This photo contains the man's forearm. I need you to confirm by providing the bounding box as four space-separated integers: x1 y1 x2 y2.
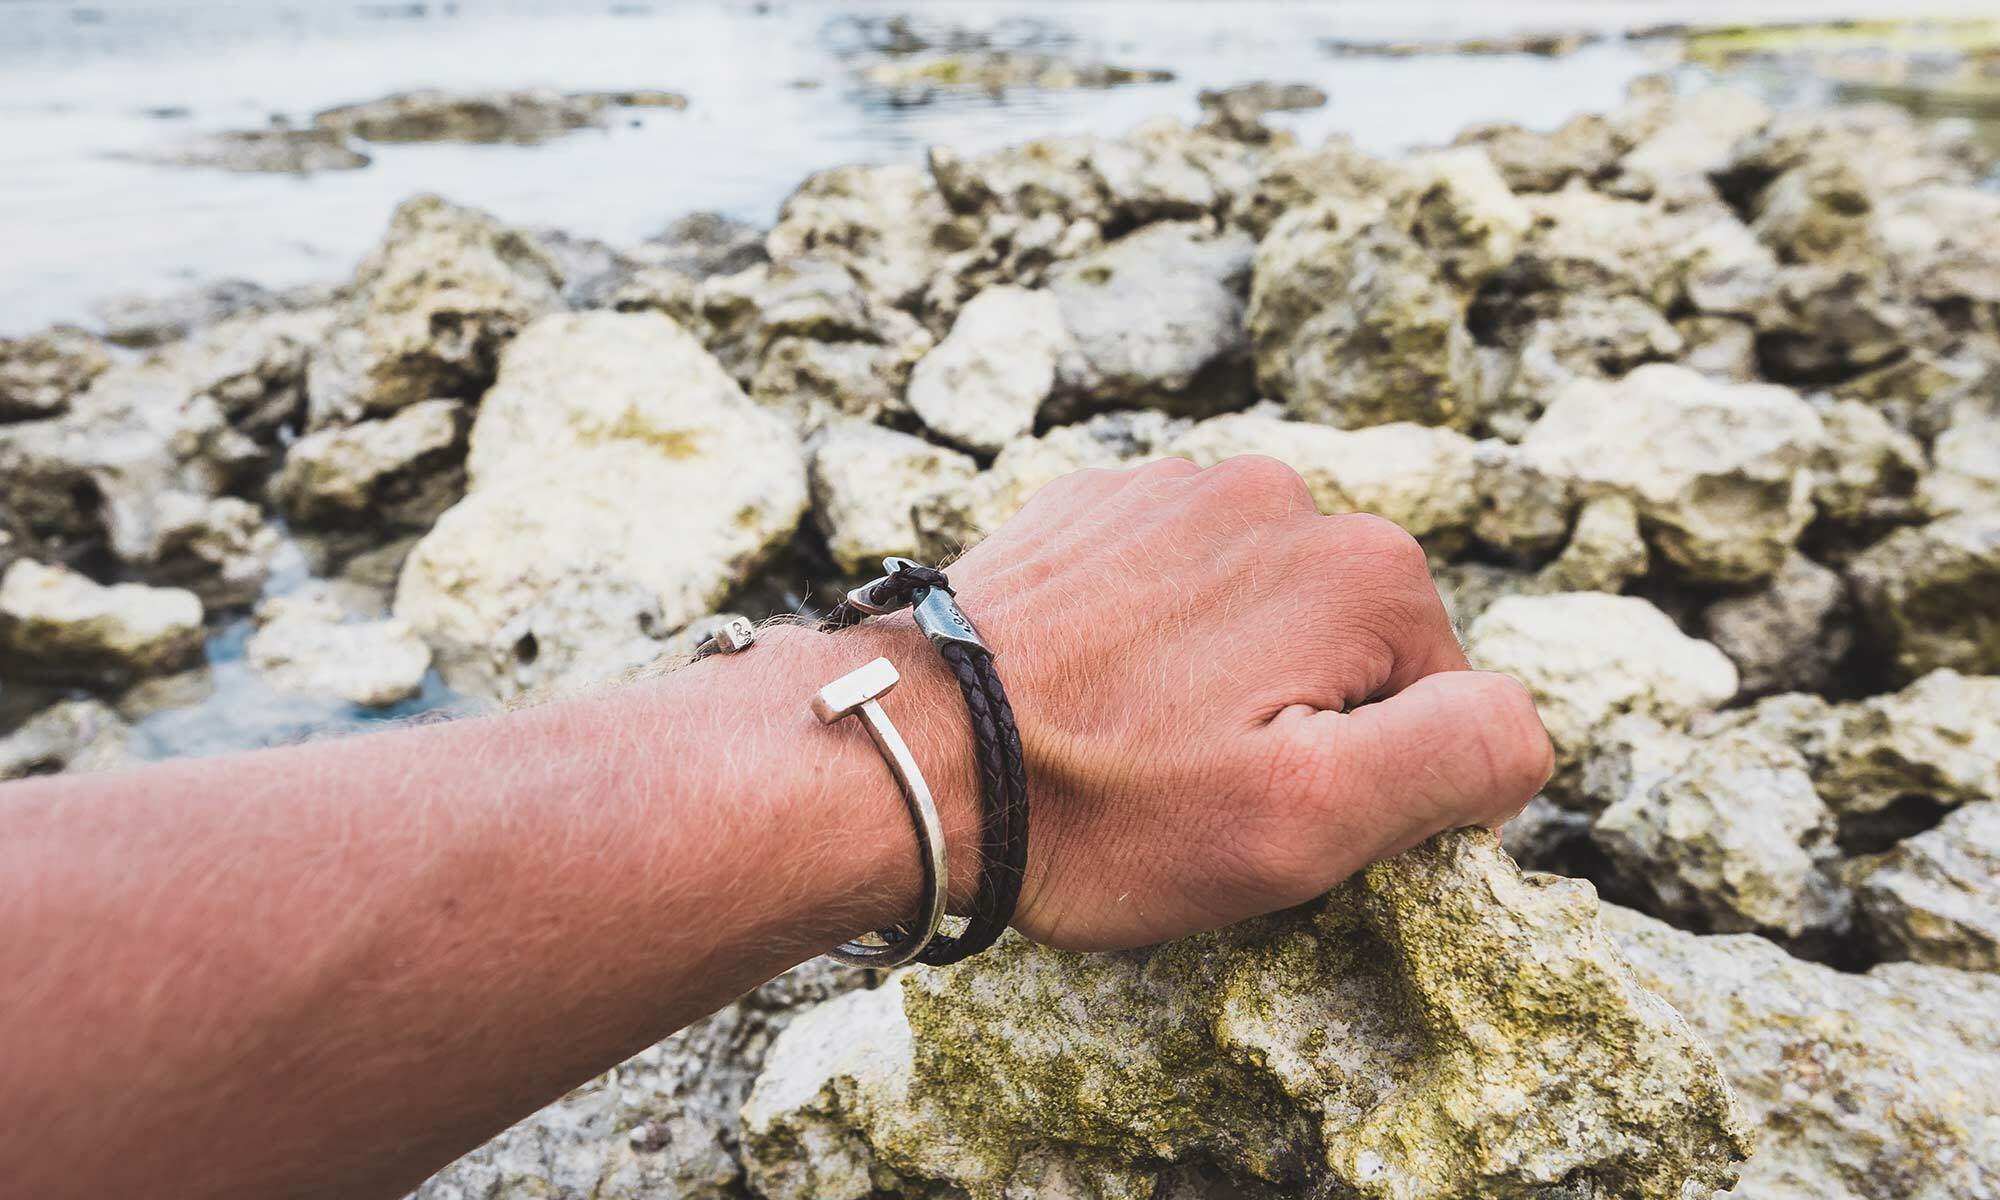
0 620 980 1199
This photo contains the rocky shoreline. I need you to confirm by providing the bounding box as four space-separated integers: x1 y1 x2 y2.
4 67 2000 1199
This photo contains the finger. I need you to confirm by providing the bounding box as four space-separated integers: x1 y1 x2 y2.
1275 670 1552 871
1316 514 1468 703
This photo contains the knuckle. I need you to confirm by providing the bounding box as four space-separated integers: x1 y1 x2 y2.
1128 455 1201 484
1202 454 1312 512
1333 513 1431 579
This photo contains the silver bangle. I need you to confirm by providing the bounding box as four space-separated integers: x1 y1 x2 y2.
811 656 950 968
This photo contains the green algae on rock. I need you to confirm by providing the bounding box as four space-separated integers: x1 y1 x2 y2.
741 830 1750 1199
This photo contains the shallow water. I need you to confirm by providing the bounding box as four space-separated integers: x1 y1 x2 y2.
3 0 1988 336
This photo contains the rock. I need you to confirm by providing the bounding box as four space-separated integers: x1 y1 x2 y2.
1847 803 2000 972
1323 29 1601 58
911 410 1187 559
1044 221 1254 418
861 52 1172 96
396 312 805 701
1167 413 1480 546
1701 553 1852 697
809 420 977 576
766 163 962 309
306 195 564 426
1592 724 1849 938
1235 134 1400 238
1536 494 1648 593
1510 364 1825 583
1921 400 2000 519
1497 792 1594 873
1507 190 1682 309
1849 513 2000 680
1880 183 2000 318
906 285 1069 452
245 589 431 708
123 127 370 174
531 229 638 309
149 494 281 608
1464 592 1737 802
91 279 286 349
928 123 1253 231
929 136 1107 225
1431 560 1549 635
1250 208 1476 431
1674 315 1758 379
0 699 138 780
0 327 111 421
1752 264 1923 383
1671 208 1781 317
419 960 861 1200
693 256 885 386
1610 86 1771 206
741 830 1749 1200
1807 396 1925 529
272 399 469 529
1195 80 1326 140
1391 146 1530 290
1477 292 1684 438
313 88 680 145
0 559 203 684
1815 670 2000 818
644 211 769 279
749 335 928 434
1607 904 2000 1199
1453 113 1624 194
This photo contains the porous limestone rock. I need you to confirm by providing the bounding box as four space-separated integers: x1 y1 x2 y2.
1592 724 1849 938
1536 494 1648 594
1235 134 1399 238
1453 112 1623 194
912 410 1186 559
1506 190 1683 309
1166 412 1479 545
810 419 978 575
1701 553 1851 697
1674 315 1758 380
1044 221 1254 417
693 256 903 386
0 698 138 780
1847 802 2000 973
149 493 281 608
1478 292 1684 439
749 334 929 434
272 399 469 529
741 830 1750 1200
1390 146 1530 290
124 127 371 174
1921 400 2000 519
1250 207 1477 431
396 312 805 701
1610 86 1771 206
906 285 1070 452
1510 364 1824 583
1464 592 1738 803
306 195 564 426
1808 397 1924 529
1607 904 2000 1199
0 327 111 421
313 87 682 146
1849 513 2000 680
1195 80 1326 141
0 559 203 684
928 123 1253 232
766 163 962 309
245 588 432 708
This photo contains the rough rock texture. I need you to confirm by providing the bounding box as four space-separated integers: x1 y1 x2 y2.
313 87 680 146
1593 724 1849 938
1608 905 2000 1199
0 559 203 684
1701 553 1852 697
1816 671 2000 817
306 195 564 426
1808 397 1925 530
246 589 432 708
0 327 111 421
272 399 469 529
1922 401 2000 519
741 831 1749 1200
1044 220 1255 418
766 163 961 309
906 285 1069 452
1849 513 2000 680
1537 494 1649 594
396 312 805 700
1391 146 1531 290
0 698 139 780
1167 412 1479 545
810 419 977 576
1845 802 2000 973
125 127 372 174
1465 592 1738 803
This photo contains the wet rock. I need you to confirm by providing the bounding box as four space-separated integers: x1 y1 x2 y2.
1323 29 1601 58
1701 553 1852 697
272 398 469 529
0 559 203 685
0 698 139 781
123 127 370 174
306 195 564 426
1508 364 1825 584
861 52 1172 96
0 327 111 422
912 410 1187 559
1251 208 1476 431
245 588 430 708
396 312 805 701
1464 592 1737 803
1847 802 2000 973
1167 413 1479 546
313 88 682 145
1045 221 1254 418
1195 81 1326 141
741 830 1749 1200
1592 724 1849 938
767 163 963 309
809 420 977 576
1849 513 2000 680
906 285 1069 452
1607 904 2000 1199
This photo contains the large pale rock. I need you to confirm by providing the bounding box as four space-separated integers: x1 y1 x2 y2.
1848 803 2000 973
1236 134 1400 237
1044 221 1254 417
1608 905 2000 1199
306 195 563 426
810 420 977 575
0 559 203 683
246 589 431 708
1611 86 1771 205
1391 146 1530 289
929 123 1255 231
1701 553 1852 697
271 399 468 528
1512 364 1824 583
1479 292 1684 438
1464 592 1738 802
0 698 138 780
750 332 930 434
1536 494 1649 593
1808 397 1924 529
1849 513 2000 680
0 327 111 421
766 163 961 309
1250 207 1477 430
1921 400 2000 519
1508 190 1683 309
1167 412 1479 544
396 312 805 700
742 831 1750 1200
906 285 1069 452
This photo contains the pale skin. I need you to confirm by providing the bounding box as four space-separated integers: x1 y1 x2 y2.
0 455 1553 1199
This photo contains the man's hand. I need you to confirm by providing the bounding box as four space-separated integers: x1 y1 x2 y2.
933 456 1552 950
